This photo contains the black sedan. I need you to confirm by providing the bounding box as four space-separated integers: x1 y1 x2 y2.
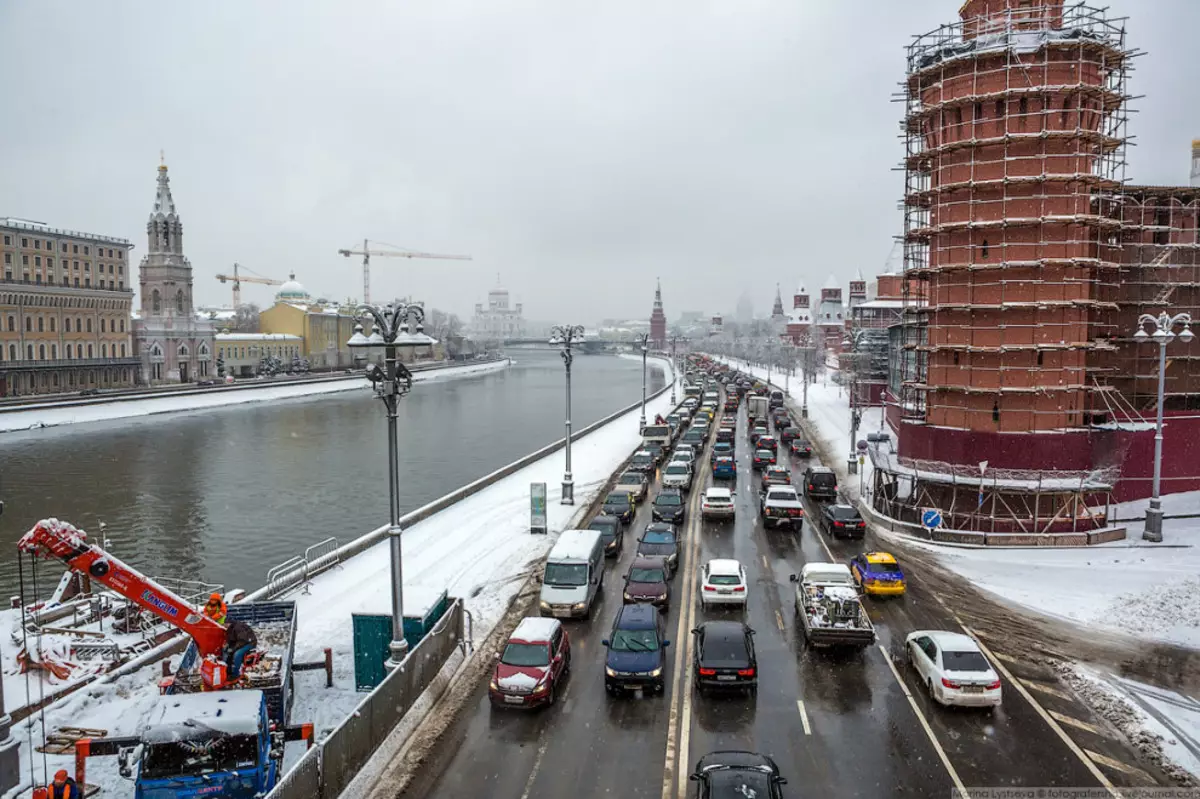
689 751 787 798
780 426 801 444
602 492 636 524
652 489 686 525
822 503 867 539
636 526 679 576
628 450 657 474
589 515 623 557
692 620 757 696
790 439 813 457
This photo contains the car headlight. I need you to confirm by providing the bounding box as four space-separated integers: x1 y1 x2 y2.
539 600 551 610
657 593 668 601
489 678 499 690
605 666 618 677
572 602 587 611
645 667 662 678
532 680 549 694
623 592 633 601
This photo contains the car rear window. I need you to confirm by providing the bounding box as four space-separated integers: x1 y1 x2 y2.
811 473 837 486
708 574 741 586
942 650 990 672
829 506 861 520
709 772 771 794
701 632 749 661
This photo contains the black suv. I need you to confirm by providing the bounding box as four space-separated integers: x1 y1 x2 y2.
692 621 757 696
822 503 866 539
652 489 686 525
803 466 838 502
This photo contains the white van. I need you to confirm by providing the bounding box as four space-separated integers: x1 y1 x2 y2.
539 530 605 619
642 424 672 450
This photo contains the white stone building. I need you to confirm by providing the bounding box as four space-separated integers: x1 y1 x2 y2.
470 281 525 341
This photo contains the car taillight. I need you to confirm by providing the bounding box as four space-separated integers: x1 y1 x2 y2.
986 679 1002 690
941 678 961 689
737 668 755 677
733 586 745 592
808 484 815 490
703 585 716 592
699 668 716 676
833 521 845 527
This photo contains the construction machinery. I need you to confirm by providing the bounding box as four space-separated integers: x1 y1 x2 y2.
337 238 471 306
215 263 285 309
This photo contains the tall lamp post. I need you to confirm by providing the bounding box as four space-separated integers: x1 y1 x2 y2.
1133 311 1194 542
634 333 650 431
551 325 586 505
347 300 428 667
844 330 865 476
668 335 686 404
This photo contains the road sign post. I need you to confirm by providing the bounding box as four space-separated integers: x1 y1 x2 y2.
921 508 942 532
530 482 548 534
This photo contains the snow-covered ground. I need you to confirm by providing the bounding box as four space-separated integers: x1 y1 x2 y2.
0 358 510 433
0 360 671 798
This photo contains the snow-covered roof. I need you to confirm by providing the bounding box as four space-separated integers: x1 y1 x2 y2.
215 333 302 341
801 562 853 583
854 299 903 310
511 617 560 643
869 446 1115 491
822 274 839 289
919 630 980 652
140 691 263 743
706 558 742 575
704 487 732 500
549 529 601 562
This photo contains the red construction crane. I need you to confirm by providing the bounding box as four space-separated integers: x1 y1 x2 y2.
17 519 227 658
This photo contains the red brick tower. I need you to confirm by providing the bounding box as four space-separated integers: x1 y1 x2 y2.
649 278 667 349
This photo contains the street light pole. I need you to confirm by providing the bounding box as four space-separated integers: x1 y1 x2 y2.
635 333 650 431
347 300 426 668
1133 311 1194 542
551 325 586 505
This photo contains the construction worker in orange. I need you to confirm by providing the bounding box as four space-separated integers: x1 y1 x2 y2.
46 769 82 799
203 593 227 625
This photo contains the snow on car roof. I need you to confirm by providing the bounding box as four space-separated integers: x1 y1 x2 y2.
865 552 898 565
707 558 742 575
705 487 733 499
924 630 981 651
141 691 263 742
512 617 560 643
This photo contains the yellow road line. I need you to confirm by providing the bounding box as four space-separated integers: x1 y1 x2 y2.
964 627 1119 796
877 643 969 797
990 650 1020 664
1050 710 1114 739
1086 748 1154 781
1022 679 1075 702
775 609 785 633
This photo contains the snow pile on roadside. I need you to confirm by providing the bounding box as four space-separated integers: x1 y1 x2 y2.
0 358 510 433
1061 665 1200 785
1097 576 1200 645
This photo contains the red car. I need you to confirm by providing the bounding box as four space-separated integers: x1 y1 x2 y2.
489 617 571 709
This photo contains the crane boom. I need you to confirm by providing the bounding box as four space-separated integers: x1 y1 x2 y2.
215 263 285 309
18 519 227 657
337 238 472 305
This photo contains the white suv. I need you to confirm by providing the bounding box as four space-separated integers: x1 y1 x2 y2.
661 460 693 491
701 487 736 519
700 559 747 609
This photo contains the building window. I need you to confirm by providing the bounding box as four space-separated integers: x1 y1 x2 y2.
33 240 40 250
66 344 72 359
25 317 31 332
974 101 983 122
993 400 1000 423
47 258 53 269
2 235 8 245
21 238 28 247
51 344 57 359
1061 96 1070 127
37 317 43 332
120 318 125 332
27 345 34 360
8 344 15 361
76 316 82 331
72 244 77 254
83 246 89 256
101 344 107 358
74 277 79 287
6 316 12 332
100 318 106 333
118 250 123 260
60 243 66 252
981 239 989 259
3 253 9 264
176 290 184 313
86 318 92 333
49 317 55 332
1037 350 1044 366
84 278 90 288
118 265 123 276
73 260 79 271
152 289 161 313
21 255 28 266
120 343 126 357
87 344 94 358
34 256 41 267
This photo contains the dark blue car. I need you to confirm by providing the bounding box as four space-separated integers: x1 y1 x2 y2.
602 604 670 695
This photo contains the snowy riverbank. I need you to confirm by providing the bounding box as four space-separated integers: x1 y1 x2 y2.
0 358 510 433
0 357 671 798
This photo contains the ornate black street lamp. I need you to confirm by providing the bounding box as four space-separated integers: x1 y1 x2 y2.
550 325 586 505
633 333 650 431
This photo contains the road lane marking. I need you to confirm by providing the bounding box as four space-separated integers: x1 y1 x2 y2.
1022 679 1075 702
1085 748 1154 780
661 434 710 799
877 643 969 797
775 609 785 633
796 700 811 735
675 510 704 799
814 525 835 561
990 650 1020 665
518 738 549 799
1050 710 1114 739
963 626 1118 796
761 554 769 570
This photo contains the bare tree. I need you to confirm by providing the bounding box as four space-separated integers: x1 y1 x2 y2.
233 303 260 333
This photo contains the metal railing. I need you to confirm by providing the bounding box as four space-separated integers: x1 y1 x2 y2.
304 537 341 579
265 598 467 799
266 556 308 596
263 537 342 599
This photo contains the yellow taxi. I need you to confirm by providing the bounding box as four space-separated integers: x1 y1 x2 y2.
849 552 907 597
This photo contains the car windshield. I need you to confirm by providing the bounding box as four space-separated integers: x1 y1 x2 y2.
666 464 689 475
501 642 550 667
632 454 652 464
942 650 991 672
708 771 772 795
544 563 588 586
656 494 683 506
629 567 665 583
610 628 659 652
605 493 630 506
708 574 741 586
617 474 641 486
141 735 260 780
642 530 675 544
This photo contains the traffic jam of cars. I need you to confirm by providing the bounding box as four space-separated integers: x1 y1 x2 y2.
486 354 1002 792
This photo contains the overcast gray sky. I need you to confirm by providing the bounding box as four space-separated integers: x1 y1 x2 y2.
2 1 1196 324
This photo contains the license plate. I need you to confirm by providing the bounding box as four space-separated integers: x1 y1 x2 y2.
718 588 732 594
553 609 572 618
962 685 985 693
503 695 525 704
716 675 736 681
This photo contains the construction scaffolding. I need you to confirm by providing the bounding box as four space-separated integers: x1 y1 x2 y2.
898 1 1133 434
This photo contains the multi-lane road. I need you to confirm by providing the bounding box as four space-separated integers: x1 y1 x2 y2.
405 382 1169 797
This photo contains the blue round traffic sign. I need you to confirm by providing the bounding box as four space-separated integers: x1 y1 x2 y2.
921 508 942 530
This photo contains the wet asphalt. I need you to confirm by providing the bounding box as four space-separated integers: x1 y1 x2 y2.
404 385 1149 798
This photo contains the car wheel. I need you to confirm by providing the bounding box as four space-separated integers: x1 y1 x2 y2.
927 678 939 704
748 686 757 698
548 682 557 706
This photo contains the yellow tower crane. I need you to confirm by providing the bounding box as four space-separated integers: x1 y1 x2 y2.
215 263 284 309
337 239 472 306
